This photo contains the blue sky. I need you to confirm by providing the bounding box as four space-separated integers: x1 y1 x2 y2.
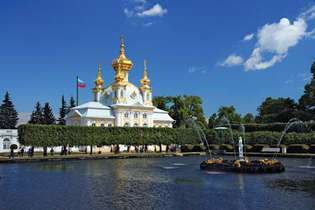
0 0 315 117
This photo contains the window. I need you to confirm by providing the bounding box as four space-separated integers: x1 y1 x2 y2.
134 113 138 118
124 113 129 118
91 123 96 127
143 123 148 127
108 124 112 127
143 113 147 119
134 123 138 127
124 123 129 127
120 90 124 98
100 124 105 127
3 138 10 150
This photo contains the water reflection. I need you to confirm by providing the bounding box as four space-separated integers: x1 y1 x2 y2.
268 178 315 196
0 157 315 210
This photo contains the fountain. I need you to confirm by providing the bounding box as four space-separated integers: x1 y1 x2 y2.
199 116 285 173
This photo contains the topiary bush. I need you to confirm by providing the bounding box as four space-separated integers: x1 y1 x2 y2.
287 144 310 153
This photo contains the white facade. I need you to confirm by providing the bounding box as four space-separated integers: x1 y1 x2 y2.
0 129 19 153
66 39 174 128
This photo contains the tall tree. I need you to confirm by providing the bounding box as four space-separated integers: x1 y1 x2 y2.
299 61 315 119
169 95 206 128
58 95 67 125
153 96 172 112
0 92 18 129
242 113 255 124
66 96 76 114
217 106 242 123
69 96 76 108
257 97 297 123
29 102 44 124
42 102 55 124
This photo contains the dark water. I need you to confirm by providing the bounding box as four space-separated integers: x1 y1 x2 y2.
0 156 315 210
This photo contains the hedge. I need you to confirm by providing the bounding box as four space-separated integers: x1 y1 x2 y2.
18 124 315 147
230 122 314 133
18 124 200 147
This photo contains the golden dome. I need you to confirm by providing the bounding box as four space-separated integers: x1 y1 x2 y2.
95 64 104 86
112 36 133 72
140 60 151 91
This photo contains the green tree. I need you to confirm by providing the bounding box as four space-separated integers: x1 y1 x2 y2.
208 113 217 128
242 113 255 124
66 96 76 114
169 95 206 128
58 95 67 125
257 97 297 123
299 61 315 120
217 106 241 123
69 97 76 108
152 96 172 112
29 102 44 124
42 102 55 124
0 92 19 129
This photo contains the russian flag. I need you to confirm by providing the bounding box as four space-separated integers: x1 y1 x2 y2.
77 78 86 88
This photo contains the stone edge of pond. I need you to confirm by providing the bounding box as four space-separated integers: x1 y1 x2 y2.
0 152 206 164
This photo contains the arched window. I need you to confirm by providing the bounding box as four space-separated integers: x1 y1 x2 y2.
124 113 129 118
143 113 147 119
91 123 96 127
134 113 138 118
124 123 129 127
108 124 112 127
3 138 10 150
143 123 148 127
100 124 105 127
134 123 138 127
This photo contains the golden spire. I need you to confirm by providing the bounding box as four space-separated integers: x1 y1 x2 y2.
140 59 151 91
112 36 133 84
95 64 104 86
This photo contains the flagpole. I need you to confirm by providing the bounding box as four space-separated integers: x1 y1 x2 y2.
76 76 79 106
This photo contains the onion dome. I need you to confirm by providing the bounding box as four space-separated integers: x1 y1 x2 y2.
112 36 133 74
93 64 104 93
140 60 151 92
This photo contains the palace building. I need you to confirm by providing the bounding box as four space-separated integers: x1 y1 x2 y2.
65 38 174 128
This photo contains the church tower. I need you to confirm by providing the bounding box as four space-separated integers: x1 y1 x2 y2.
93 64 104 102
140 60 152 106
111 36 133 104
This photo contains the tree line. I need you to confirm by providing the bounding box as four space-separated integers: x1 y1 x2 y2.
153 61 315 128
28 96 76 125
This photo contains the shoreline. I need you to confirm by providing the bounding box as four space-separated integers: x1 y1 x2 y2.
0 151 315 164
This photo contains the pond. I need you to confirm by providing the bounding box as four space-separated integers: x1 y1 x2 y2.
0 156 314 210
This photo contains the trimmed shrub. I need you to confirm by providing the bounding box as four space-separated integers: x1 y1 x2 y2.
192 145 205 152
219 144 234 152
309 145 315 154
251 144 270 152
209 144 220 150
180 144 194 152
287 144 310 153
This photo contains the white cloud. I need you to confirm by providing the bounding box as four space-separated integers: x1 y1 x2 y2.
220 54 244 67
299 5 315 20
244 18 307 71
133 0 146 3
188 66 207 74
243 33 254 41
124 8 134 17
143 22 154 27
137 4 167 17
221 5 315 71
